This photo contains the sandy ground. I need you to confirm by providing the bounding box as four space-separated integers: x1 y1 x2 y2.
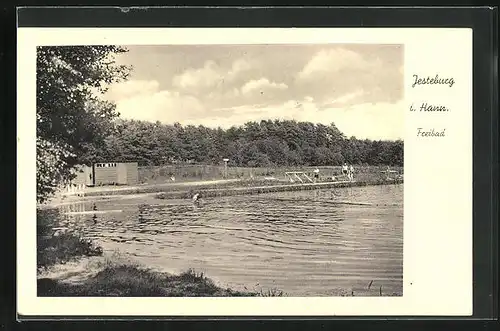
37 256 107 284
37 251 159 284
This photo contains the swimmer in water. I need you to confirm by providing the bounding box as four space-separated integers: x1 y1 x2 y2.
192 193 202 206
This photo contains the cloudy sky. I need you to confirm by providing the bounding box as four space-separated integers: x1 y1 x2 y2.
102 44 404 140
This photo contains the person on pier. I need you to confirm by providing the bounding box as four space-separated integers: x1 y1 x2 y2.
349 164 355 181
341 163 349 179
313 168 320 182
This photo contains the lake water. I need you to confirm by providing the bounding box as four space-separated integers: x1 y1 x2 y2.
56 184 403 296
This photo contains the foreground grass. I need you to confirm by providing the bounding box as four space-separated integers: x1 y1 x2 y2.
38 265 265 297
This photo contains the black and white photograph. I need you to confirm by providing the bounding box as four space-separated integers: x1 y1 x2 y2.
34 43 405 298
31 41 407 300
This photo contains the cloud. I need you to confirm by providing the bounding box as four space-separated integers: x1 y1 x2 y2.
297 48 380 81
207 87 241 101
104 80 160 101
322 89 366 107
333 90 364 104
103 79 403 140
104 80 205 123
172 60 222 89
172 58 252 90
319 101 404 140
295 47 399 105
99 45 403 140
240 78 288 95
229 58 252 76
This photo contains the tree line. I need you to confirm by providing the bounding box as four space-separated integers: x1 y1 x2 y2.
78 119 404 168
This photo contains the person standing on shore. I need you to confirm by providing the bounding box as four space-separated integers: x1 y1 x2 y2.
313 168 320 182
386 165 391 180
342 163 348 179
349 164 355 181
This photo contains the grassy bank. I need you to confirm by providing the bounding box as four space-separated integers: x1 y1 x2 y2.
139 164 403 185
38 263 261 297
37 209 280 297
37 209 103 269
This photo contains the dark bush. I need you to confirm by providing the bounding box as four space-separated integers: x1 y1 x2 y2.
37 209 103 269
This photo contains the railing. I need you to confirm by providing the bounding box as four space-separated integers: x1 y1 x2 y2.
381 169 403 180
61 184 86 197
285 172 314 183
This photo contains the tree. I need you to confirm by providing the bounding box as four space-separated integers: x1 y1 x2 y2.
36 46 131 203
36 138 75 204
389 140 404 166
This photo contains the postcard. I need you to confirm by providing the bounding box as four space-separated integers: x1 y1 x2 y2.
17 27 473 317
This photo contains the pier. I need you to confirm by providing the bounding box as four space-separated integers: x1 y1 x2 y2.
156 178 403 200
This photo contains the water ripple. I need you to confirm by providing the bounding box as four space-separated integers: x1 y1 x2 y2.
58 184 403 296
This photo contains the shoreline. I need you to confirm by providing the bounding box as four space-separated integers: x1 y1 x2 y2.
41 177 403 208
37 253 398 297
156 178 403 200
37 253 282 297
